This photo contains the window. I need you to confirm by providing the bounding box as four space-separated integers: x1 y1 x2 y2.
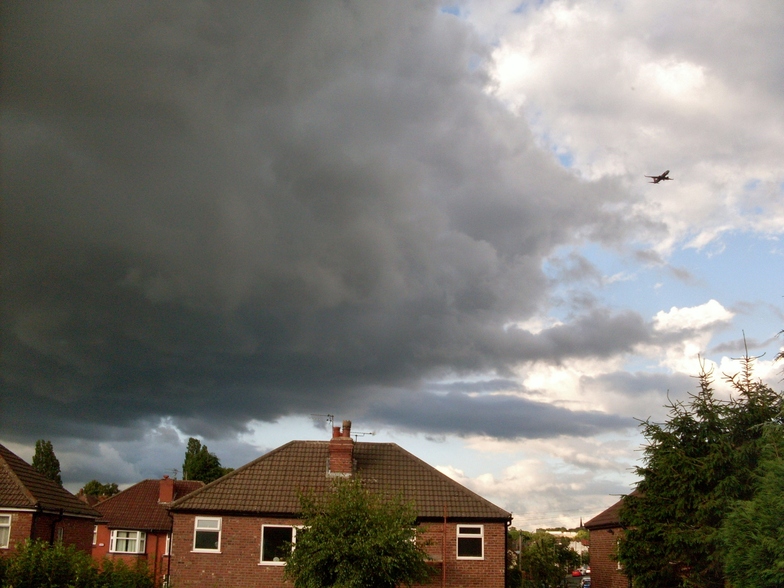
93 525 97 546
110 530 146 554
193 517 221 552
164 533 171 555
456 525 484 559
0 515 10 548
260 525 295 564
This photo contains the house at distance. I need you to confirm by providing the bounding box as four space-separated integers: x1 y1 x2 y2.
92 477 203 585
168 420 512 588
584 497 630 588
0 443 99 556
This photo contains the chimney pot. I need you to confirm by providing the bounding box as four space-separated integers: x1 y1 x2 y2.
341 420 352 438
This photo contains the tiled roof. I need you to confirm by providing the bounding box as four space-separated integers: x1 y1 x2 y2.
170 441 511 520
96 479 203 532
0 443 100 518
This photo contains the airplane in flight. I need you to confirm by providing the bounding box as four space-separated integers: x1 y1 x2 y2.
646 170 672 183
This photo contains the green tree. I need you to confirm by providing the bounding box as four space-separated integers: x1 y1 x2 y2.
516 531 579 588
618 357 783 588
182 437 228 484
81 480 120 497
283 477 434 588
721 424 784 587
32 439 62 486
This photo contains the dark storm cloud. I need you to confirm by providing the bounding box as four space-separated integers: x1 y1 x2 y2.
364 390 632 439
1 1 645 444
581 371 694 400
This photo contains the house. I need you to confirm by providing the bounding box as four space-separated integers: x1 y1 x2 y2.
0 442 100 556
584 497 630 588
92 476 203 585
168 420 512 588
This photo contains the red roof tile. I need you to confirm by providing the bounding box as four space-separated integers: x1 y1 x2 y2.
0 443 99 519
170 441 511 520
96 479 203 532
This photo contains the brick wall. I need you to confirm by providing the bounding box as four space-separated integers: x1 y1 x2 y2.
589 528 629 588
170 514 507 588
0 510 95 556
0 511 33 556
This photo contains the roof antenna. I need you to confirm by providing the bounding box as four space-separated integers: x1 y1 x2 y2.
352 431 375 442
165 468 179 480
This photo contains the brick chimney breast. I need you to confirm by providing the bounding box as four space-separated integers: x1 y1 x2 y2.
328 420 354 477
159 475 175 503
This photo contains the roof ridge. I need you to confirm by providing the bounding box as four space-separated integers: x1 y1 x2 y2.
95 478 154 506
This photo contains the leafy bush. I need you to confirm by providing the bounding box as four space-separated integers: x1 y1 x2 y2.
0 539 154 588
95 558 154 588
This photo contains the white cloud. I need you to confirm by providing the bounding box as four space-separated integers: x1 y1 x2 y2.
653 300 734 333
437 435 637 530
484 0 784 247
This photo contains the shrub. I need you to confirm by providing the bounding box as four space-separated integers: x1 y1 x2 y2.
96 558 155 588
1 539 98 588
0 539 155 588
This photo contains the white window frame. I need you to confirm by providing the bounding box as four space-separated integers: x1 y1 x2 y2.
0 514 11 549
456 524 484 560
93 525 98 546
260 524 297 565
164 532 171 555
110 529 147 554
192 517 222 553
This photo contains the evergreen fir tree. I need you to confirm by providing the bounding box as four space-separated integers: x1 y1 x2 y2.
618 357 783 588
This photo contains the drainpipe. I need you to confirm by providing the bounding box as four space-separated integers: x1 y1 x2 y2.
505 517 511 588
152 532 159 587
165 508 174 587
442 505 447 588
49 508 64 545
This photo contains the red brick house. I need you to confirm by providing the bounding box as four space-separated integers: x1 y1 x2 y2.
92 477 203 585
168 420 512 588
0 443 100 556
584 496 631 588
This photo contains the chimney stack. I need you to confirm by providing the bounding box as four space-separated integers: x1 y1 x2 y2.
159 475 175 503
328 420 354 476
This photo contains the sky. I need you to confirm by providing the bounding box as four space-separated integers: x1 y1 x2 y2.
1 0 783 530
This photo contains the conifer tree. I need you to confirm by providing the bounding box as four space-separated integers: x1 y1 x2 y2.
721 425 784 587
32 439 62 486
618 357 783 588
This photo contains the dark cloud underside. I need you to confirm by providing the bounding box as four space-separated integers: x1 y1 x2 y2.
1 1 643 442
